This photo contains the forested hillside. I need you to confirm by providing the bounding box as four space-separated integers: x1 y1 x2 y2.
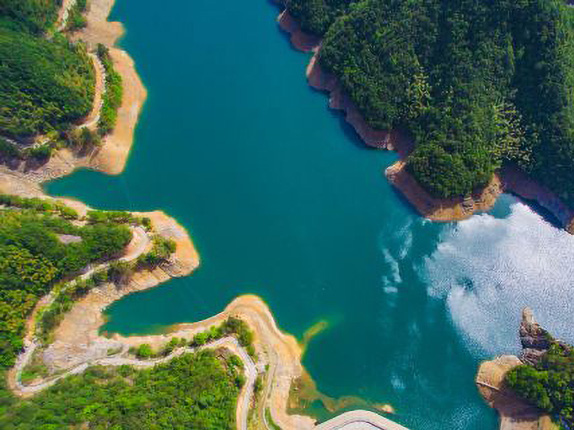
0 0 95 138
287 0 574 205
0 0 60 34
287 0 354 36
0 200 132 370
1 350 241 430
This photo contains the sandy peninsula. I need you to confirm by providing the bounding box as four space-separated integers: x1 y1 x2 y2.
277 6 574 231
1 183 315 429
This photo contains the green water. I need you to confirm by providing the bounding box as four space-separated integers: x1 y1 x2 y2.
46 0 574 428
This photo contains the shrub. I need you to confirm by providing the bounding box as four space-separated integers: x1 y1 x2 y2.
86 210 135 224
137 236 177 268
97 44 123 135
107 261 133 285
0 138 22 159
135 344 153 359
66 0 88 32
26 144 53 161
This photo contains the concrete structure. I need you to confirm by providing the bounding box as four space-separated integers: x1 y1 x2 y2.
316 410 410 430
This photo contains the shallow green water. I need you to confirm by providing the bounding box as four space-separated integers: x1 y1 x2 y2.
46 0 574 428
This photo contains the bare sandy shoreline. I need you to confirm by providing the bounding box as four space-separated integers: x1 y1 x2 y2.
277 7 574 231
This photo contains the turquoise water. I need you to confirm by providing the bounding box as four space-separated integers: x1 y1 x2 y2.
46 0 574 428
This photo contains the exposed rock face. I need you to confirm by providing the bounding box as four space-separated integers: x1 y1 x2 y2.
518 307 571 366
519 308 552 366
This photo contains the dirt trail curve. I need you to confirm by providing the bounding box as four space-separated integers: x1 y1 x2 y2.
9 225 150 395
13 337 256 430
81 53 106 130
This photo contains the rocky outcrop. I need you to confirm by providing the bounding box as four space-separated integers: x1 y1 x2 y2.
518 307 571 366
519 308 552 366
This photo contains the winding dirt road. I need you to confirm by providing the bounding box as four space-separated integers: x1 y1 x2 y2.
9 225 149 395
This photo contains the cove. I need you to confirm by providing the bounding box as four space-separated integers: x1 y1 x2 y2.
46 0 574 428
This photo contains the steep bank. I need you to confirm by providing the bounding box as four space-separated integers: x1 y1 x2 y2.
277 6 574 231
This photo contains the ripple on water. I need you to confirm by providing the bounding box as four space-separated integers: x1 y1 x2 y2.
423 201 574 357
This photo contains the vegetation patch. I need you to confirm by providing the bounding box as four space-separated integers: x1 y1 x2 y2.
190 317 257 359
0 204 132 369
128 317 257 362
0 138 22 161
0 194 78 219
1 350 241 430
0 28 95 137
137 235 177 267
286 0 355 37
97 43 123 136
0 0 61 34
66 0 88 32
506 341 574 428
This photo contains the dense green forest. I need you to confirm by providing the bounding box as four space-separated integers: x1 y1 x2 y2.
506 341 574 427
0 0 95 138
287 0 354 36
0 203 132 370
0 28 94 137
1 350 241 430
287 0 574 204
0 0 60 34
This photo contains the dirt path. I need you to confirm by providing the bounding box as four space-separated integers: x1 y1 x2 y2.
8 225 150 394
81 53 106 130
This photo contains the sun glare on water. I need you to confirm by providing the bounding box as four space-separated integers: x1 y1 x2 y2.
423 201 574 357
